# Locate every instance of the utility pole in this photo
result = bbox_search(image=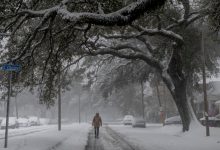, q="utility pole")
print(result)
[156,84,162,107]
[141,81,145,119]
[78,92,81,124]
[58,72,61,131]
[15,96,18,119]
[163,85,167,119]
[201,27,210,136]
